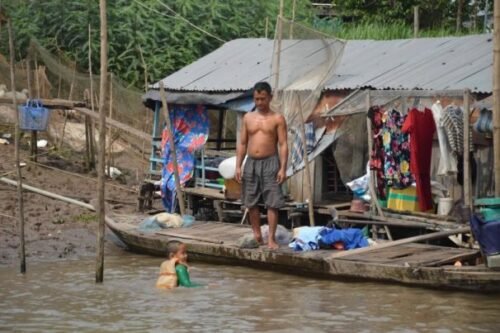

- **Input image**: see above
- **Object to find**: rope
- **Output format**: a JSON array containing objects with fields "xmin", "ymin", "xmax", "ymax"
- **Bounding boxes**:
[
  {"xmin": 0, "ymin": 212, "xmax": 16, "ymax": 219},
  {"xmin": 133, "ymin": 0, "xmax": 226, "ymax": 43}
]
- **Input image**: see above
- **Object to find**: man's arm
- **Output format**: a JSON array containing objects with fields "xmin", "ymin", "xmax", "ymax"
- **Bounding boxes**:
[
  {"xmin": 235, "ymin": 114, "xmax": 248, "ymax": 183},
  {"xmin": 276, "ymin": 114, "xmax": 288, "ymax": 184}
]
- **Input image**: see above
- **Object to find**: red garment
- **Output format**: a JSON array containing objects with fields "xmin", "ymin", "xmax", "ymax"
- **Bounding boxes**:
[{"xmin": 402, "ymin": 108, "xmax": 436, "ymax": 211}]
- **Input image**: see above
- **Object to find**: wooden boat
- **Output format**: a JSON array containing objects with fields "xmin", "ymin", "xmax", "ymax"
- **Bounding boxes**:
[{"xmin": 106, "ymin": 212, "xmax": 500, "ymax": 292}]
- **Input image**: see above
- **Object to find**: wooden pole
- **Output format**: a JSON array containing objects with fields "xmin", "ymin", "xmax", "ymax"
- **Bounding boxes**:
[
  {"xmin": 456, "ymin": 0, "xmax": 464, "ymax": 33},
  {"xmin": 159, "ymin": 82, "xmax": 186, "ymax": 216},
  {"xmin": 265, "ymin": 17, "xmax": 269, "ymax": 39},
  {"xmin": 290, "ymin": 0, "xmax": 297, "ymax": 38},
  {"xmin": 297, "ymin": 99, "xmax": 315, "ymax": 226},
  {"xmin": 463, "ymin": 89, "xmax": 472, "ymax": 213},
  {"xmin": 34, "ymin": 54, "xmax": 40, "ymax": 99},
  {"xmin": 494, "ymin": 0, "xmax": 500, "ymax": 196},
  {"xmin": 96, "ymin": 0, "xmax": 108, "ymax": 284},
  {"xmin": 413, "ymin": 6, "xmax": 419, "ymax": 38},
  {"xmin": 107, "ymin": 73, "xmax": 113, "ymax": 177},
  {"xmin": 88, "ymin": 24, "xmax": 96, "ymax": 170},
  {"xmin": 7, "ymin": 17, "xmax": 26, "ymax": 274},
  {"xmin": 26, "ymin": 52, "xmax": 32, "ymax": 98},
  {"xmin": 273, "ymin": 0, "xmax": 284, "ymax": 91}
]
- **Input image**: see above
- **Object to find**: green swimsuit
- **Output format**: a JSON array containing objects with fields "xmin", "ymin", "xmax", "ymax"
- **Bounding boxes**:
[{"xmin": 175, "ymin": 264, "xmax": 202, "ymax": 288}]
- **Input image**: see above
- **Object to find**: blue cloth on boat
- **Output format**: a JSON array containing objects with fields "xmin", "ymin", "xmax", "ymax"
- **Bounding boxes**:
[
  {"xmin": 137, "ymin": 216, "xmax": 163, "ymax": 233},
  {"xmin": 289, "ymin": 226, "xmax": 325, "ymax": 251},
  {"xmin": 160, "ymin": 104, "xmax": 209, "ymax": 212},
  {"xmin": 470, "ymin": 214, "xmax": 500, "ymax": 256},
  {"xmin": 319, "ymin": 227, "xmax": 369, "ymax": 250}
]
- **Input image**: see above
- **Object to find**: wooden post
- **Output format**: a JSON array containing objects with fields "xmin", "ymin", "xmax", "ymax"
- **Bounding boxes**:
[
  {"xmin": 289, "ymin": 0, "xmax": 297, "ymax": 38},
  {"xmin": 463, "ymin": 89, "xmax": 472, "ymax": 213},
  {"xmin": 8, "ymin": 16, "xmax": 26, "ymax": 274},
  {"xmin": 26, "ymin": 52, "xmax": 32, "ymax": 98},
  {"xmin": 413, "ymin": 6, "xmax": 419, "ymax": 38},
  {"xmin": 26, "ymin": 52, "xmax": 37, "ymax": 161},
  {"xmin": 297, "ymin": 104, "xmax": 316, "ymax": 226},
  {"xmin": 494, "ymin": 0, "xmax": 500, "ymax": 196},
  {"xmin": 34, "ymin": 54, "xmax": 40, "ymax": 99},
  {"xmin": 456, "ymin": 0, "xmax": 464, "ymax": 33},
  {"xmin": 273, "ymin": 0, "xmax": 284, "ymax": 91},
  {"xmin": 88, "ymin": 24, "xmax": 96, "ymax": 170},
  {"xmin": 265, "ymin": 17, "xmax": 269, "ymax": 39},
  {"xmin": 107, "ymin": 73, "xmax": 113, "ymax": 177},
  {"xmin": 96, "ymin": 0, "xmax": 108, "ymax": 284},
  {"xmin": 159, "ymin": 82, "xmax": 186, "ymax": 216}
]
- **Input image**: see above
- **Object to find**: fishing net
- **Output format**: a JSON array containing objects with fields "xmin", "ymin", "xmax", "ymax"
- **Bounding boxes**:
[
  {"xmin": 270, "ymin": 17, "xmax": 345, "ymax": 201},
  {"xmin": 0, "ymin": 37, "xmax": 152, "ymax": 187}
]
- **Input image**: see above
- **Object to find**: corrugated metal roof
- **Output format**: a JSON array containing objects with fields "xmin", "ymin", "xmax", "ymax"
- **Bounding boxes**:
[{"xmin": 154, "ymin": 34, "xmax": 493, "ymax": 93}]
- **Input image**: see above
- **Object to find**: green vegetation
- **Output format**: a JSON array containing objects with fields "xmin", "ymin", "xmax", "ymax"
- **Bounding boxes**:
[
  {"xmin": 1, "ymin": 0, "xmax": 488, "ymax": 88},
  {"xmin": 74, "ymin": 213, "xmax": 97, "ymax": 223}
]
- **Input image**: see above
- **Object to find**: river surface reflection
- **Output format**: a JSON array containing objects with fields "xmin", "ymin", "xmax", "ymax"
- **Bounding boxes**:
[{"xmin": 1, "ymin": 254, "xmax": 499, "ymax": 332}]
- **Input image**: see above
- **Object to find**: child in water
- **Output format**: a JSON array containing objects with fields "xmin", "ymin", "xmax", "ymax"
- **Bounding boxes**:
[{"xmin": 156, "ymin": 240, "xmax": 202, "ymax": 289}]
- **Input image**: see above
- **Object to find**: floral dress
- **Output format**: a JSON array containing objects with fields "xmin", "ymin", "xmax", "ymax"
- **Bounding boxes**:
[
  {"xmin": 367, "ymin": 106, "xmax": 387, "ymax": 200},
  {"xmin": 382, "ymin": 109, "xmax": 412, "ymax": 189}
]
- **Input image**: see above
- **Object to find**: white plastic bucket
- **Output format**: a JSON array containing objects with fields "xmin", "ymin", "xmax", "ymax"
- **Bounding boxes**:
[{"xmin": 438, "ymin": 197, "xmax": 454, "ymax": 216}]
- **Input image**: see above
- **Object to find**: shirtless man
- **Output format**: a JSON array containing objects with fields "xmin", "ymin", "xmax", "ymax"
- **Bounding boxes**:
[{"xmin": 235, "ymin": 81, "xmax": 288, "ymax": 250}]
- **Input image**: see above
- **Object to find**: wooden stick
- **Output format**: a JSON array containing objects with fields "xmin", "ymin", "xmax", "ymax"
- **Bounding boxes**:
[
  {"xmin": 297, "ymin": 98, "xmax": 315, "ymax": 226},
  {"xmin": 273, "ymin": 0, "xmax": 284, "ymax": 90},
  {"xmin": 413, "ymin": 6, "xmax": 419, "ymax": 38},
  {"xmin": 494, "ymin": 0, "xmax": 500, "ymax": 197},
  {"xmin": 290, "ymin": 0, "xmax": 296, "ymax": 38},
  {"xmin": 463, "ymin": 89, "xmax": 472, "ymax": 213},
  {"xmin": 159, "ymin": 82, "xmax": 186, "ymax": 216},
  {"xmin": 96, "ymin": 0, "xmax": 108, "ymax": 284},
  {"xmin": 34, "ymin": 53, "xmax": 40, "ymax": 99},
  {"xmin": 107, "ymin": 73, "xmax": 113, "ymax": 177},
  {"xmin": 88, "ymin": 24, "xmax": 96, "ymax": 171},
  {"xmin": 7, "ymin": 16, "xmax": 26, "ymax": 274},
  {"xmin": 265, "ymin": 17, "xmax": 269, "ymax": 39},
  {"xmin": 26, "ymin": 52, "xmax": 32, "ymax": 98},
  {"xmin": 326, "ymin": 226, "xmax": 470, "ymax": 259}
]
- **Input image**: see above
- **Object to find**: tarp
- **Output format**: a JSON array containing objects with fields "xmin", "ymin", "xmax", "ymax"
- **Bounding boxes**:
[
  {"xmin": 142, "ymin": 90, "xmax": 243, "ymax": 109},
  {"xmin": 160, "ymin": 104, "xmax": 210, "ymax": 212}
]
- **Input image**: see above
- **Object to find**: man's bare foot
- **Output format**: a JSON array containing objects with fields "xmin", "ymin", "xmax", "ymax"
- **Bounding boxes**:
[
  {"xmin": 254, "ymin": 234, "xmax": 264, "ymax": 245},
  {"xmin": 268, "ymin": 240, "xmax": 279, "ymax": 250}
]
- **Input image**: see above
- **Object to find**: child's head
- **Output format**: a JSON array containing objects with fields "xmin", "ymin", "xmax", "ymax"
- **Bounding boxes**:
[{"xmin": 166, "ymin": 240, "xmax": 187, "ymax": 262}]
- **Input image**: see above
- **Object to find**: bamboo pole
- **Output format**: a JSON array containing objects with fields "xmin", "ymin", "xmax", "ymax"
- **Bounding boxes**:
[
  {"xmin": 96, "ymin": 0, "xmax": 108, "ymax": 284},
  {"xmin": 289, "ymin": 0, "xmax": 296, "ymax": 38},
  {"xmin": 88, "ymin": 24, "xmax": 96, "ymax": 170},
  {"xmin": 494, "ymin": 0, "xmax": 500, "ymax": 196},
  {"xmin": 265, "ymin": 17, "xmax": 269, "ymax": 39},
  {"xmin": 273, "ymin": 0, "xmax": 284, "ymax": 91},
  {"xmin": 34, "ymin": 54, "xmax": 40, "ymax": 99},
  {"xmin": 463, "ymin": 89, "xmax": 472, "ymax": 213},
  {"xmin": 26, "ymin": 52, "xmax": 32, "ymax": 98},
  {"xmin": 413, "ymin": 6, "xmax": 419, "ymax": 38},
  {"xmin": 297, "ymin": 99, "xmax": 315, "ymax": 226},
  {"xmin": 107, "ymin": 73, "xmax": 113, "ymax": 177},
  {"xmin": 159, "ymin": 82, "xmax": 186, "ymax": 216},
  {"xmin": 7, "ymin": 16, "xmax": 26, "ymax": 274}
]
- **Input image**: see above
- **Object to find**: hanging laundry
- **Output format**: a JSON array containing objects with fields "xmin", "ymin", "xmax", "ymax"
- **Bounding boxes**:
[
  {"xmin": 290, "ymin": 122, "xmax": 316, "ymax": 169},
  {"xmin": 402, "ymin": 107, "xmax": 436, "ymax": 212},
  {"xmin": 431, "ymin": 102, "xmax": 458, "ymax": 176},
  {"xmin": 160, "ymin": 104, "xmax": 210, "ymax": 212},
  {"xmin": 381, "ymin": 109, "xmax": 412, "ymax": 189},
  {"xmin": 367, "ymin": 106, "xmax": 387, "ymax": 200},
  {"xmin": 441, "ymin": 105, "xmax": 473, "ymax": 155}
]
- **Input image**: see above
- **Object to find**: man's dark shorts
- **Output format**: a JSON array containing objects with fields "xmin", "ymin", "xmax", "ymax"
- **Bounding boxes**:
[{"xmin": 242, "ymin": 155, "xmax": 285, "ymax": 209}]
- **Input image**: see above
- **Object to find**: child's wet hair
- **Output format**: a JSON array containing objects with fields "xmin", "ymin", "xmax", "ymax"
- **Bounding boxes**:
[{"xmin": 166, "ymin": 240, "xmax": 184, "ymax": 258}]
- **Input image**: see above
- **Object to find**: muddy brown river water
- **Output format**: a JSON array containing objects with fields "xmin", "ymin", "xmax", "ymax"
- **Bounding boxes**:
[{"xmin": 1, "ymin": 254, "xmax": 499, "ymax": 333}]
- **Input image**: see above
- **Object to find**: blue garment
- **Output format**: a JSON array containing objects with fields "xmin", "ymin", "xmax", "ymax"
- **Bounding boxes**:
[
  {"xmin": 160, "ymin": 104, "xmax": 209, "ymax": 212},
  {"xmin": 470, "ymin": 214, "xmax": 500, "ymax": 256},
  {"xmin": 319, "ymin": 227, "xmax": 369, "ymax": 250},
  {"xmin": 289, "ymin": 227, "xmax": 325, "ymax": 251}
]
